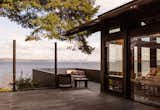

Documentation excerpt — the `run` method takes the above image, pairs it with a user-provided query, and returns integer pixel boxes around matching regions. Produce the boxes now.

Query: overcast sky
[0,0,132,62]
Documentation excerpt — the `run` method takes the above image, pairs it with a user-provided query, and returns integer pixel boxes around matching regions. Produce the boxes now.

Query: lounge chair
[66,69,87,87]
[66,69,86,79]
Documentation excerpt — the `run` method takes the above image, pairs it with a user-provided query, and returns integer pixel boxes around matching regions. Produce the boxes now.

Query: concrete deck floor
[0,82,159,110]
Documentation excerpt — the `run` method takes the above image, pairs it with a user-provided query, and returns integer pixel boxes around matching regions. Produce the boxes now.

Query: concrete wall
[32,69,56,88]
[76,69,100,83]
[32,68,100,88]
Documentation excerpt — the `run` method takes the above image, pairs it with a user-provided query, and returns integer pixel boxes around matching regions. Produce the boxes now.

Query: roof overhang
[64,18,101,36]
[64,0,160,36]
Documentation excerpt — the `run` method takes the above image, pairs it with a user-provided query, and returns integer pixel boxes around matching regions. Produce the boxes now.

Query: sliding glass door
[131,34,160,106]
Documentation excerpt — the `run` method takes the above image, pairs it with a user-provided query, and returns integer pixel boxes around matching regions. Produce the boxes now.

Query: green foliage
[0,0,99,54]
[16,77,39,90]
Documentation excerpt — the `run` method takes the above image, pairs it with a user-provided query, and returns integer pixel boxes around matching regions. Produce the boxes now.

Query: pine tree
[0,0,99,54]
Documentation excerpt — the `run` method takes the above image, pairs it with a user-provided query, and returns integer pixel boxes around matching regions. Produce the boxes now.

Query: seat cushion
[66,69,85,75]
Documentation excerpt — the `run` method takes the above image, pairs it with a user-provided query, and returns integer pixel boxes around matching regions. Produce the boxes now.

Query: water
[0,60,159,88]
[0,61,100,88]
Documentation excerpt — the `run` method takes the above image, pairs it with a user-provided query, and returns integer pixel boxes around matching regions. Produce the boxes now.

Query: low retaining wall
[76,68,100,83]
[32,68,100,88]
[32,69,56,88]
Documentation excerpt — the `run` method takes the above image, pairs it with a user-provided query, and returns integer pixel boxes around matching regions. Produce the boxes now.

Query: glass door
[131,35,160,106]
[106,39,124,94]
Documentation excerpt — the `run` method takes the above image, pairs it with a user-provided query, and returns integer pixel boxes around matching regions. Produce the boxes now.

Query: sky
[0,0,132,62]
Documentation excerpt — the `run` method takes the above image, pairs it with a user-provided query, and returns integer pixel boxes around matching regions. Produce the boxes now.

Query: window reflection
[106,39,124,93]
[131,34,160,106]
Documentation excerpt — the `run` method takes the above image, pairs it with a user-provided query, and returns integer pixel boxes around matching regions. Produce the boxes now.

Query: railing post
[13,40,16,92]
[54,42,58,87]
[55,42,57,75]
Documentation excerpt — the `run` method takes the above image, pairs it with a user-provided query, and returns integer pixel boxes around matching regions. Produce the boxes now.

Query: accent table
[74,77,88,88]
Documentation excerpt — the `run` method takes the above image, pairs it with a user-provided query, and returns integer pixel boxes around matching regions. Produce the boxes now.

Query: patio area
[0,82,159,110]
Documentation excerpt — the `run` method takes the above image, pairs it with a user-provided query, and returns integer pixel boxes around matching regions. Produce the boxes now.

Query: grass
[0,88,12,92]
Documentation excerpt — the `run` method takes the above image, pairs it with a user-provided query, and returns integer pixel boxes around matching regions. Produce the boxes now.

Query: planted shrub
[16,77,39,90]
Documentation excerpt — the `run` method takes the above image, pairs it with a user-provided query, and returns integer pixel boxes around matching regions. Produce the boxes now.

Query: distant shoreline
[1,58,160,63]
[0,58,100,63]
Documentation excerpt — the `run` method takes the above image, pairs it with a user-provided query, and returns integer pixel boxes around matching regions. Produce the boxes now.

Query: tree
[0,0,99,54]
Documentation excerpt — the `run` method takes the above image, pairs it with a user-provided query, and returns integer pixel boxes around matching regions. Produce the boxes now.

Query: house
[65,0,160,105]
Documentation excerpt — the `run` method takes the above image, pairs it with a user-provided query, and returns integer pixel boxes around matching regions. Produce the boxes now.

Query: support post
[130,42,135,99]
[101,27,109,92]
[13,40,16,92]
[123,29,132,99]
[137,43,142,76]
[122,19,133,98]
[137,39,142,76]
[122,16,141,99]
[131,46,134,77]
[150,38,157,68]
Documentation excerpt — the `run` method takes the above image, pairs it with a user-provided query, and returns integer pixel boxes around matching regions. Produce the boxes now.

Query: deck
[0,82,159,110]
